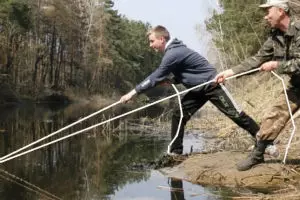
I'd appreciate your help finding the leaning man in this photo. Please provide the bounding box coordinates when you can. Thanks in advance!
[215,0,300,171]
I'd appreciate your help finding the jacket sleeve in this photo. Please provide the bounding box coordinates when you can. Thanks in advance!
[233,37,274,74]
[135,52,178,93]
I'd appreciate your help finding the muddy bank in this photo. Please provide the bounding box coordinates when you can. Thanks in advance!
[160,152,300,199]
[161,152,285,187]
[158,113,300,199]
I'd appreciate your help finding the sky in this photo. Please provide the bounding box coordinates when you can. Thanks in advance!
[113,0,220,56]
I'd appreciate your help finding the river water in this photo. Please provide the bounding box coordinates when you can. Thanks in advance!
[0,103,231,200]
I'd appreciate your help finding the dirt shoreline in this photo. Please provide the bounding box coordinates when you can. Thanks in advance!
[159,114,300,199]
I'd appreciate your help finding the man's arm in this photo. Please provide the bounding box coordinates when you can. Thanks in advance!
[119,77,175,103]
[214,69,235,83]
[119,52,177,103]
[135,52,177,93]
[215,37,274,83]
[120,89,137,103]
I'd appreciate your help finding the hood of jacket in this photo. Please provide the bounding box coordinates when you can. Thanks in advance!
[165,38,186,52]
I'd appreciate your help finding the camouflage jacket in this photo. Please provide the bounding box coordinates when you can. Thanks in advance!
[233,17,300,87]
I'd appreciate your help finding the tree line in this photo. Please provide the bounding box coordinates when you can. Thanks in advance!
[0,0,161,101]
[205,0,300,72]
[3,0,299,102]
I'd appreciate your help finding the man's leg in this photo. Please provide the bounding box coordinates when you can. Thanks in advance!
[257,88,300,141]
[207,84,260,138]
[208,84,281,158]
[236,140,271,171]
[170,89,207,154]
[237,87,300,171]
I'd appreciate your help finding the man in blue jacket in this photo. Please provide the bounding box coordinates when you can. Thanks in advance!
[120,25,264,155]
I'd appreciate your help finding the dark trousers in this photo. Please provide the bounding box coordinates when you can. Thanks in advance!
[170,83,260,154]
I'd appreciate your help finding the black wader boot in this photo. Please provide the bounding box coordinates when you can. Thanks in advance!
[236,140,270,171]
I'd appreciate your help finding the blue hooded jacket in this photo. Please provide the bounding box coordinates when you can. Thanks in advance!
[135,38,217,93]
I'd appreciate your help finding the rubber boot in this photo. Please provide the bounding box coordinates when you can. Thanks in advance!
[236,140,269,171]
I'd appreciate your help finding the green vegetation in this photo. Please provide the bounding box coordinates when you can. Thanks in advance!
[205,0,267,71]
[1,0,299,102]
[0,0,161,101]
[205,0,300,72]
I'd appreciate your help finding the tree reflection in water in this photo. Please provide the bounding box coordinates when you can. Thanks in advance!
[0,103,169,199]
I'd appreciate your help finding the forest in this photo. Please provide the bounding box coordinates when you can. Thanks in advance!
[0,0,299,103]
[206,0,300,72]
[0,0,161,103]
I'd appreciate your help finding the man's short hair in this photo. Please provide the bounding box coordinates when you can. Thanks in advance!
[147,25,170,41]
[259,0,289,12]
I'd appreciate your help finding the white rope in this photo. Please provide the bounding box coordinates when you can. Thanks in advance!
[225,68,260,80]
[167,84,183,154]
[0,168,61,200]
[271,71,296,164]
[0,68,261,163]
[0,101,121,161]
[0,82,213,163]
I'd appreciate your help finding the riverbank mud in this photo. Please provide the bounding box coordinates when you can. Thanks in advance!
[158,115,300,199]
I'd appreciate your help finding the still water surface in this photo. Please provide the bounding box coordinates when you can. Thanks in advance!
[0,103,227,200]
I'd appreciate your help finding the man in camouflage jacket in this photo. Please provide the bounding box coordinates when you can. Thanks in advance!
[215,0,300,171]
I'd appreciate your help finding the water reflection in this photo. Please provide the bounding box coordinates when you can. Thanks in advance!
[0,168,61,200]
[0,103,224,200]
[169,178,185,200]
[0,103,170,199]
[110,170,219,200]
